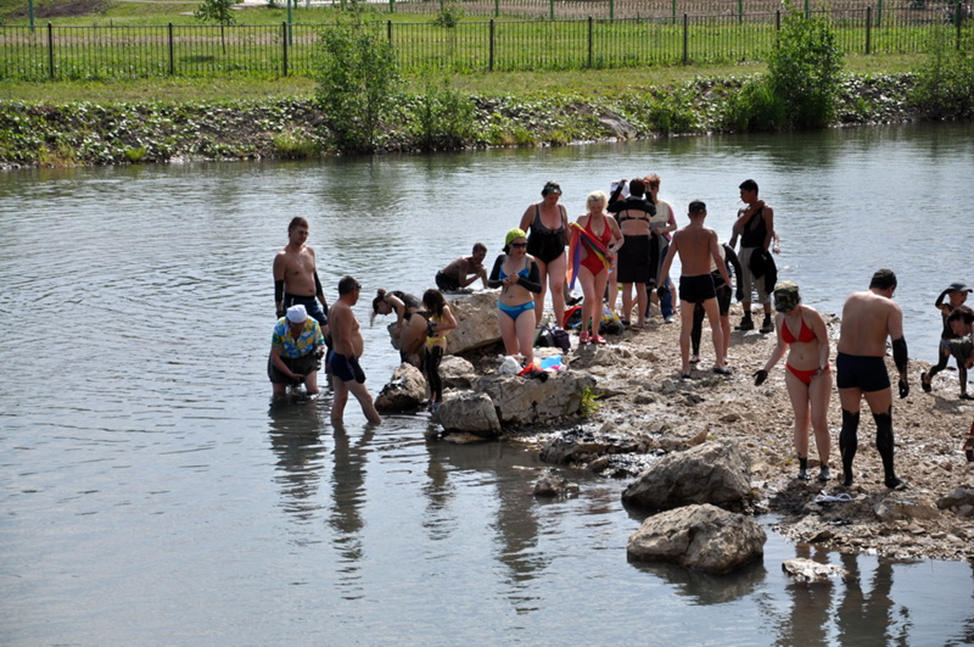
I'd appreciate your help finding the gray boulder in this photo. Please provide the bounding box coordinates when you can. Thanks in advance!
[440,355,477,389]
[436,392,501,436]
[627,503,766,574]
[444,291,503,355]
[375,363,428,412]
[533,472,580,498]
[621,440,752,512]
[782,558,847,583]
[473,371,597,426]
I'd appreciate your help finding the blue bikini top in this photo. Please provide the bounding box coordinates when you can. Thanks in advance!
[499,259,530,281]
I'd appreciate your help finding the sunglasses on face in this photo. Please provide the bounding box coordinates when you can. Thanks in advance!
[510,242,528,248]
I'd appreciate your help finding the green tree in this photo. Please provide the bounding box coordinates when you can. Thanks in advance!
[315,12,402,153]
[194,0,241,54]
[909,25,974,120]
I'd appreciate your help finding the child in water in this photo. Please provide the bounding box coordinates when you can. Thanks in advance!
[920,281,972,399]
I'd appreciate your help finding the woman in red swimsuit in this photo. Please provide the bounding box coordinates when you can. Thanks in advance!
[573,191,623,345]
[754,281,833,481]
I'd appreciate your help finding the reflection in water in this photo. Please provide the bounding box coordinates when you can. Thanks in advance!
[267,399,329,537]
[329,424,375,601]
[836,553,903,646]
[634,559,767,606]
[492,465,548,614]
[778,544,835,646]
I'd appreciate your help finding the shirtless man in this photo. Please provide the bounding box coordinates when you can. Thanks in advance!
[659,201,732,378]
[731,179,775,333]
[836,269,909,489]
[328,276,382,425]
[435,243,488,291]
[273,217,328,330]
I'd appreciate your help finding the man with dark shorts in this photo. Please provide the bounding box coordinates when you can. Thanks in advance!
[268,304,325,399]
[435,243,488,291]
[659,201,732,378]
[690,242,743,365]
[836,269,909,489]
[273,217,329,330]
[731,179,775,333]
[329,276,382,425]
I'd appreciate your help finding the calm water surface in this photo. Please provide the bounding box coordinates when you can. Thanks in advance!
[2,122,973,645]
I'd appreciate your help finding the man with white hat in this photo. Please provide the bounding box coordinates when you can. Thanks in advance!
[268,304,325,399]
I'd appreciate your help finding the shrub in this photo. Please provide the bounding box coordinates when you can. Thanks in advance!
[721,78,786,132]
[431,3,466,28]
[908,26,974,119]
[315,9,402,154]
[413,77,476,152]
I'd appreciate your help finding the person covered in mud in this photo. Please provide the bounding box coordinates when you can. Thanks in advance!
[435,242,489,292]
[754,281,833,482]
[835,269,908,489]
[268,304,325,400]
[370,288,427,367]
[920,281,972,399]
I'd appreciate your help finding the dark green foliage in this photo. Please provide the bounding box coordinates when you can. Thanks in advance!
[908,26,974,119]
[721,78,786,131]
[315,11,402,153]
[430,4,466,28]
[413,77,476,151]
[194,0,240,27]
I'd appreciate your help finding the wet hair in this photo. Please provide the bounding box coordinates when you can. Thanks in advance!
[587,190,608,208]
[628,178,646,197]
[739,179,759,193]
[688,200,707,214]
[947,305,974,325]
[288,216,309,232]
[371,289,421,323]
[644,174,661,190]
[869,269,898,291]
[338,275,361,295]
[472,242,487,254]
[423,289,447,317]
[371,289,390,322]
[541,181,562,197]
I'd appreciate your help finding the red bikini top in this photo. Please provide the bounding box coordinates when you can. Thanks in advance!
[782,316,816,344]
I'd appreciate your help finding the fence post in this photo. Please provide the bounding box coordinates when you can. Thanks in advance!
[47,23,54,79]
[682,13,688,65]
[168,22,174,76]
[876,0,882,26]
[865,6,871,54]
[775,9,780,30]
[957,2,963,50]
[610,0,614,21]
[389,0,394,13]
[489,19,495,71]
[738,0,743,25]
[282,22,288,76]
[588,16,593,68]
[387,19,392,42]
[494,0,499,18]
[671,0,676,23]
[549,0,554,20]
[804,0,810,17]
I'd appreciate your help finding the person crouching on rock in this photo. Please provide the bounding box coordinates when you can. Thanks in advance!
[370,288,427,367]
[422,289,458,412]
[268,304,325,400]
[488,228,542,366]
[753,281,833,482]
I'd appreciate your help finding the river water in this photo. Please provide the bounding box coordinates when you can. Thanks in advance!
[2,122,973,645]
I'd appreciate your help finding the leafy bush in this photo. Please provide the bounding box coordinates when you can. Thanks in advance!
[908,26,974,119]
[413,77,475,151]
[430,4,466,28]
[721,77,786,132]
[765,7,843,129]
[315,10,402,153]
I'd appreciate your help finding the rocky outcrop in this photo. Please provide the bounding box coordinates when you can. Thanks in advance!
[621,440,752,512]
[375,363,427,412]
[440,355,477,389]
[444,291,503,355]
[533,472,580,498]
[627,503,767,573]
[435,392,501,436]
[781,558,847,583]
[473,371,597,426]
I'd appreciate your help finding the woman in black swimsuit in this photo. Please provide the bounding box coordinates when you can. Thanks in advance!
[518,181,568,327]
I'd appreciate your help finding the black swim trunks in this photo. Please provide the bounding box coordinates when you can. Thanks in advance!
[267,353,318,384]
[836,352,891,392]
[617,235,651,284]
[328,352,359,383]
[679,274,717,304]
[435,270,461,292]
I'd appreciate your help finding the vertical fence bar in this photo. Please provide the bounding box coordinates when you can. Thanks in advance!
[682,13,688,65]
[587,16,593,68]
[489,19,495,71]
[168,22,174,75]
[610,0,614,21]
[282,22,288,76]
[876,0,882,26]
[47,23,54,79]
[957,3,962,50]
[494,0,499,18]
[865,6,871,54]
[549,0,554,20]
[775,9,780,30]
[389,0,394,13]
[738,0,743,25]
[804,0,810,17]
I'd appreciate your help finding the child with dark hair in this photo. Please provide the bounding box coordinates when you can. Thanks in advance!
[422,289,458,411]
[921,282,972,399]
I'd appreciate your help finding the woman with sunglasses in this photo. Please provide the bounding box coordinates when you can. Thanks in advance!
[488,228,542,366]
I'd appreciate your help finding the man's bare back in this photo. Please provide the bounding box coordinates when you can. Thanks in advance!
[838,290,903,357]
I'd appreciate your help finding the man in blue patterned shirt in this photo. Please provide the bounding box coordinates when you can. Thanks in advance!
[268,304,325,399]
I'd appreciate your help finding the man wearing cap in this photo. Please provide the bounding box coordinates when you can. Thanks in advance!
[273,217,329,331]
[921,281,972,399]
[836,269,909,489]
[658,200,732,378]
[268,304,325,399]
[730,179,775,334]
[328,276,382,425]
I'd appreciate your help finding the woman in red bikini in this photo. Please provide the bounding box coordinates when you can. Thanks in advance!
[572,190,623,344]
[753,281,833,481]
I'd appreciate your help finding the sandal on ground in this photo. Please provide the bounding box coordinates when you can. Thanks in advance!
[712,366,733,376]
[592,334,607,345]
[920,370,932,393]
[960,393,974,401]
[680,373,692,380]
[579,332,590,344]
[689,355,701,364]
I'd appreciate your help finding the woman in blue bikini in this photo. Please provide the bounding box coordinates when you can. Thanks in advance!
[488,228,543,366]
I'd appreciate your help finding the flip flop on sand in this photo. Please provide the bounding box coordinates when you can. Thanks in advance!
[813,492,856,504]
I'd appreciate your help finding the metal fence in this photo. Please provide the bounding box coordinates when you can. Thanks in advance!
[0,6,970,81]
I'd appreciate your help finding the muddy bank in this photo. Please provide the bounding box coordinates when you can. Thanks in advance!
[503,306,974,563]
[0,73,936,169]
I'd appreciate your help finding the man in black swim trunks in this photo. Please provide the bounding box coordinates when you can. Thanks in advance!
[659,201,732,378]
[836,269,909,489]
[435,243,488,292]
